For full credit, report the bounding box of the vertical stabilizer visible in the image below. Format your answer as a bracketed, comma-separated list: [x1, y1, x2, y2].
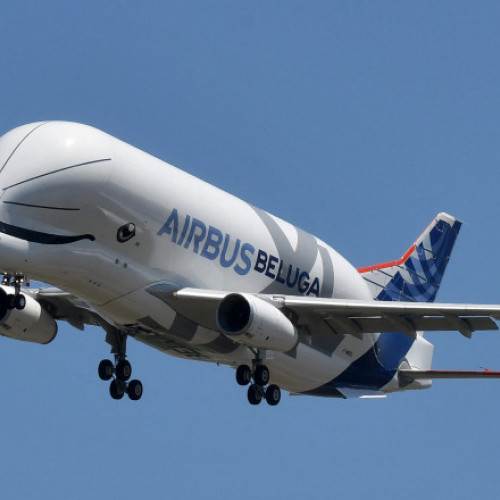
[358, 213, 462, 303]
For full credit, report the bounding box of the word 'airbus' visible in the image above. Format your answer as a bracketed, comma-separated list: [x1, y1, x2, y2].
[0, 121, 499, 405]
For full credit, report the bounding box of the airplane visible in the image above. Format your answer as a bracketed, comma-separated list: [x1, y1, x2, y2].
[0, 121, 500, 405]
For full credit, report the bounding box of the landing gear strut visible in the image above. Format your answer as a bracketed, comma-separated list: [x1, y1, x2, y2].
[98, 329, 143, 401]
[236, 354, 281, 406]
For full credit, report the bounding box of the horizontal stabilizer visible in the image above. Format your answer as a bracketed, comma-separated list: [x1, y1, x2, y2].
[400, 369, 500, 380]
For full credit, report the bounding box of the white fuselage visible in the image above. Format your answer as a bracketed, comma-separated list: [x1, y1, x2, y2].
[0, 122, 424, 394]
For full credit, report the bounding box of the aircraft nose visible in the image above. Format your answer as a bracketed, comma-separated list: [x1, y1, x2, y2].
[0, 122, 114, 238]
[0, 121, 112, 211]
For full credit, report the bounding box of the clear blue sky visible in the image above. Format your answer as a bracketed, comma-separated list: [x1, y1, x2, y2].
[2, 2, 500, 499]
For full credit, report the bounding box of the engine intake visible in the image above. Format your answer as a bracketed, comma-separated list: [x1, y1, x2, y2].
[216, 293, 298, 352]
[0, 286, 58, 344]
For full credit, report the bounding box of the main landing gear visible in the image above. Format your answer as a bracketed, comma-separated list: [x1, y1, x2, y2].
[2, 275, 26, 310]
[98, 357, 143, 400]
[236, 362, 281, 406]
[98, 329, 143, 401]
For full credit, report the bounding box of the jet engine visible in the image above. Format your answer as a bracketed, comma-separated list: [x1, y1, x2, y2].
[216, 293, 298, 352]
[0, 286, 58, 344]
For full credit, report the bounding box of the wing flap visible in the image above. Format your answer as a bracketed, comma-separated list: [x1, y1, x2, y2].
[325, 315, 497, 338]
[280, 296, 500, 337]
[34, 287, 102, 330]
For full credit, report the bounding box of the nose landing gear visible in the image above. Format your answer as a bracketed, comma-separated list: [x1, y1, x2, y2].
[98, 329, 143, 401]
[2, 274, 27, 310]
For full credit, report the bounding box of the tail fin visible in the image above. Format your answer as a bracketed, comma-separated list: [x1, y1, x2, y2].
[358, 213, 462, 303]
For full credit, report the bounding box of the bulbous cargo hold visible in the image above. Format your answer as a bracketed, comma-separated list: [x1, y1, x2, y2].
[216, 293, 298, 352]
[0, 286, 57, 344]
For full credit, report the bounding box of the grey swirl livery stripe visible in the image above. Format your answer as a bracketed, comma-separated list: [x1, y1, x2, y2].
[0, 221, 95, 244]
[145, 286, 241, 355]
[317, 244, 334, 297]
[251, 206, 334, 297]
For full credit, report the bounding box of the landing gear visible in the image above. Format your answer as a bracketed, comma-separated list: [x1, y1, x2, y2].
[246, 381, 281, 406]
[109, 379, 142, 400]
[98, 356, 143, 401]
[2, 275, 26, 310]
[98, 329, 143, 401]
[236, 355, 282, 406]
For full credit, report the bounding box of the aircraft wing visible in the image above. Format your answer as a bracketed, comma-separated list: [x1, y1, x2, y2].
[31, 287, 104, 331]
[153, 286, 500, 339]
[273, 295, 500, 339]
[29, 284, 500, 341]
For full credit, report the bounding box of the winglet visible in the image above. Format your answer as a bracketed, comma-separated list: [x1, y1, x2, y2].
[359, 213, 462, 303]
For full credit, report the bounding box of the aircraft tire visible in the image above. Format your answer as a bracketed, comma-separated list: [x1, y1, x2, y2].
[98, 359, 114, 381]
[265, 384, 281, 406]
[247, 384, 263, 405]
[236, 365, 252, 386]
[254, 365, 270, 387]
[116, 359, 132, 381]
[109, 379, 125, 400]
[127, 379, 143, 401]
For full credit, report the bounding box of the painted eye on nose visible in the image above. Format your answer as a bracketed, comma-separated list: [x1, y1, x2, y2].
[117, 223, 136, 243]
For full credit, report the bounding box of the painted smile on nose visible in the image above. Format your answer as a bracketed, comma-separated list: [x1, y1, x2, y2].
[0, 220, 95, 245]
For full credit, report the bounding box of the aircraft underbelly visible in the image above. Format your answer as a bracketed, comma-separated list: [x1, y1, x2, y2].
[131, 330, 375, 393]
[92, 283, 376, 393]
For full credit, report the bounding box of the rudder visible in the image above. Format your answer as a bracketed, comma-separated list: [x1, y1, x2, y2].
[358, 213, 462, 303]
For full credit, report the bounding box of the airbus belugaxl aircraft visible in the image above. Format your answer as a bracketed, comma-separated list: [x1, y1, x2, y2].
[0, 121, 499, 405]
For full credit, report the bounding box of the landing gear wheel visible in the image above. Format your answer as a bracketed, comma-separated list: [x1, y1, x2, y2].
[265, 384, 281, 406]
[236, 365, 252, 386]
[98, 359, 114, 381]
[127, 379, 143, 401]
[247, 384, 263, 405]
[115, 359, 132, 381]
[109, 379, 125, 400]
[14, 294, 26, 310]
[254, 365, 270, 386]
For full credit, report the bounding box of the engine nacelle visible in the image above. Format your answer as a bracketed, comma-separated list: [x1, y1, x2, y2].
[0, 286, 57, 344]
[216, 293, 298, 352]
